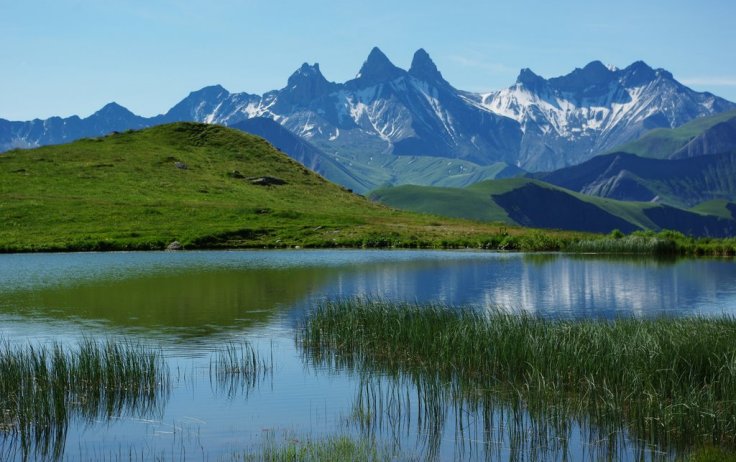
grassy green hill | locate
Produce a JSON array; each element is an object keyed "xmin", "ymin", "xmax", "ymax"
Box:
[
  {"xmin": 612, "ymin": 109, "xmax": 736, "ymax": 159},
  {"xmin": 0, "ymin": 123, "xmax": 580, "ymax": 252},
  {"xmin": 371, "ymin": 178, "xmax": 736, "ymax": 237}
]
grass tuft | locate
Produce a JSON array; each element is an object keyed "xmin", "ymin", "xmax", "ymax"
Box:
[
  {"xmin": 210, "ymin": 341, "xmax": 271, "ymax": 398},
  {"xmin": 0, "ymin": 339, "xmax": 168, "ymax": 460},
  {"xmin": 239, "ymin": 432, "xmax": 407, "ymax": 462}
]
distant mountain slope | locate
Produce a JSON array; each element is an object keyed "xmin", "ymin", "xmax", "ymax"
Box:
[
  {"xmin": 0, "ymin": 103, "xmax": 149, "ymax": 150},
  {"xmin": 533, "ymin": 151, "xmax": 736, "ymax": 207},
  {"xmin": 174, "ymin": 48, "xmax": 524, "ymax": 167},
  {"xmin": 229, "ymin": 117, "xmax": 372, "ymax": 193},
  {"xmin": 229, "ymin": 117, "xmax": 522, "ymax": 193},
  {"xmin": 2, "ymin": 48, "xmax": 733, "ymax": 177},
  {"xmin": 473, "ymin": 63, "xmax": 736, "ymax": 170},
  {"xmin": 371, "ymin": 178, "xmax": 736, "ymax": 237},
  {"xmin": 611, "ymin": 109, "xmax": 736, "ymax": 159}
]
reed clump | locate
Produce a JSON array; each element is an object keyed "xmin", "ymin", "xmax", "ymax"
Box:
[
  {"xmin": 210, "ymin": 341, "xmax": 271, "ymax": 398},
  {"xmin": 240, "ymin": 432, "xmax": 403, "ymax": 462},
  {"xmin": 566, "ymin": 229, "xmax": 736, "ymax": 256},
  {"xmin": 0, "ymin": 339, "xmax": 169, "ymax": 459},
  {"xmin": 300, "ymin": 300, "xmax": 736, "ymax": 454}
]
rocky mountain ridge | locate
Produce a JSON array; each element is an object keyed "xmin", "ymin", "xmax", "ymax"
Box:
[{"xmin": 2, "ymin": 48, "xmax": 734, "ymax": 176}]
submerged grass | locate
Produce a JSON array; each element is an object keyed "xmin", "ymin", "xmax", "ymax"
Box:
[
  {"xmin": 0, "ymin": 339, "xmax": 169, "ymax": 460},
  {"xmin": 300, "ymin": 300, "xmax": 736, "ymax": 456}
]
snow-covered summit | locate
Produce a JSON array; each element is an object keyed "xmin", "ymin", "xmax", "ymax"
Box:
[
  {"xmin": 477, "ymin": 60, "xmax": 735, "ymax": 169},
  {"xmin": 2, "ymin": 49, "xmax": 734, "ymax": 173}
]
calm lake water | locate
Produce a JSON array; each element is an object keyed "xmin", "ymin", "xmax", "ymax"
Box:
[{"xmin": 2, "ymin": 250, "xmax": 736, "ymax": 461}]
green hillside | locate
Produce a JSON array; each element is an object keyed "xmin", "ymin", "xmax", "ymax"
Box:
[
  {"xmin": 534, "ymin": 151, "xmax": 736, "ymax": 208},
  {"xmin": 0, "ymin": 123, "xmax": 554, "ymax": 252},
  {"xmin": 371, "ymin": 178, "xmax": 736, "ymax": 237},
  {"xmin": 612, "ymin": 109, "xmax": 736, "ymax": 159},
  {"xmin": 690, "ymin": 200, "xmax": 736, "ymax": 220}
]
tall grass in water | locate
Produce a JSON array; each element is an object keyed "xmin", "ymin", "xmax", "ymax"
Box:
[
  {"xmin": 210, "ymin": 341, "xmax": 271, "ymax": 398},
  {"xmin": 238, "ymin": 432, "xmax": 407, "ymax": 462},
  {"xmin": 300, "ymin": 300, "xmax": 736, "ymax": 457},
  {"xmin": 0, "ymin": 339, "xmax": 169, "ymax": 460}
]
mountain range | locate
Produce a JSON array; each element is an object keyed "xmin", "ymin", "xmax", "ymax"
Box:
[
  {"xmin": 2, "ymin": 47, "xmax": 734, "ymax": 193},
  {"xmin": 370, "ymin": 108, "xmax": 736, "ymax": 236}
]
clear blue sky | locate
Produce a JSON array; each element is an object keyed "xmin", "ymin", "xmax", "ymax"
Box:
[{"xmin": 2, "ymin": 0, "xmax": 735, "ymax": 120}]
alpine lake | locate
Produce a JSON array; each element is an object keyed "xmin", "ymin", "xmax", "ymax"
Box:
[{"xmin": 2, "ymin": 249, "xmax": 736, "ymax": 461}]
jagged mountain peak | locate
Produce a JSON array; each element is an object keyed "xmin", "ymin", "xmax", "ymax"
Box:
[
  {"xmin": 624, "ymin": 60, "xmax": 654, "ymax": 73},
  {"xmin": 515, "ymin": 68, "xmax": 547, "ymax": 91},
  {"xmin": 352, "ymin": 47, "xmax": 405, "ymax": 85},
  {"xmin": 582, "ymin": 60, "xmax": 611, "ymax": 75},
  {"xmin": 92, "ymin": 102, "xmax": 136, "ymax": 118},
  {"xmin": 160, "ymin": 84, "xmax": 234, "ymax": 123},
  {"xmin": 549, "ymin": 60, "xmax": 616, "ymax": 92},
  {"xmin": 281, "ymin": 62, "xmax": 335, "ymax": 105},
  {"xmin": 185, "ymin": 84, "xmax": 231, "ymax": 100},
  {"xmin": 3, "ymin": 51, "xmax": 736, "ymax": 179},
  {"xmin": 619, "ymin": 60, "xmax": 660, "ymax": 86},
  {"xmin": 288, "ymin": 63, "xmax": 326, "ymax": 85},
  {"xmin": 409, "ymin": 48, "xmax": 446, "ymax": 84}
]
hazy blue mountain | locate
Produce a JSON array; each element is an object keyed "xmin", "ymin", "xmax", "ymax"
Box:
[
  {"xmin": 229, "ymin": 117, "xmax": 372, "ymax": 193},
  {"xmin": 474, "ymin": 61, "xmax": 736, "ymax": 170},
  {"xmin": 533, "ymin": 151, "xmax": 736, "ymax": 207},
  {"xmin": 0, "ymin": 102, "xmax": 148, "ymax": 150},
  {"xmin": 2, "ymin": 48, "xmax": 734, "ymax": 182}
]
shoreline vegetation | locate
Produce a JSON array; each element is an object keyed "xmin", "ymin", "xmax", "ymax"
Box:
[{"xmin": 1, "ymin": 228, "xmax": 734, "ymax": 257}]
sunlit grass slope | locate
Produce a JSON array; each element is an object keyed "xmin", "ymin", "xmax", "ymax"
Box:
[
  {"xmin": 612, "ymin": 109, "xmax": 736, "ymax": 159},
  {"xmin": 0, "ymin": 122, "xmax": 579, "ymax": 252}
]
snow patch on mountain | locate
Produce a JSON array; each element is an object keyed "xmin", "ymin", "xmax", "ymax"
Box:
[{"xmin": 2, "ymin": 49, "xmax": 735, "ymax": 173}]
